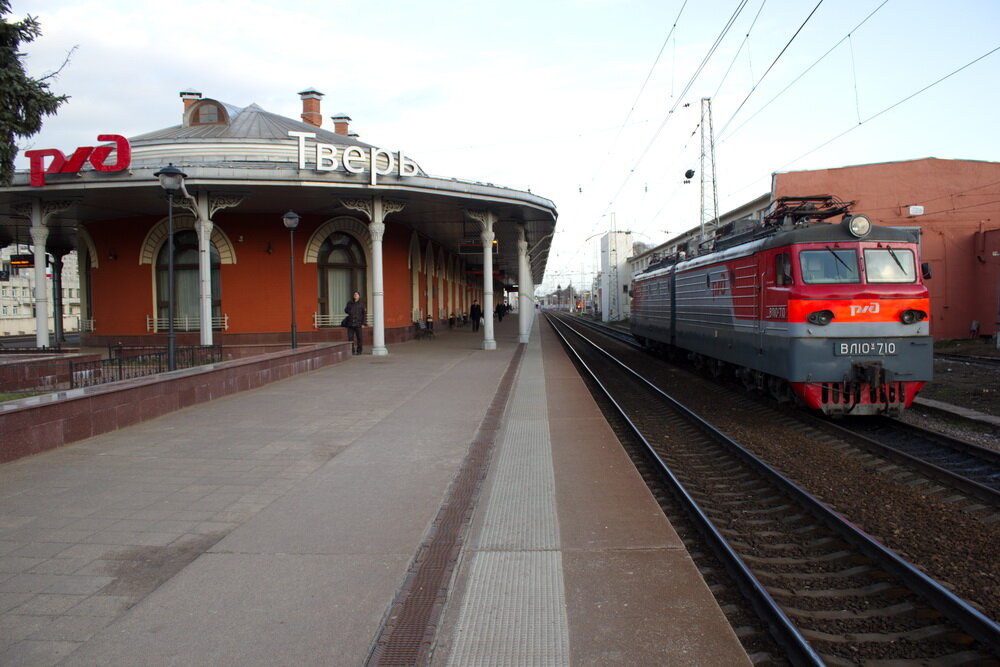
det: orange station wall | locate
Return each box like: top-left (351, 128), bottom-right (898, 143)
top-left (85, 212), bottom-right (481, 340)
top-left (774, 159), bottom-right (1000, 340)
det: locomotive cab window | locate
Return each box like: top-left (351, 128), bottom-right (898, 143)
top-left (775, 252), bottom-right (792, 286)
top-left (799, 249), bottom-right (859, 284)
top-left (864, 248), bottom-right (916, 283)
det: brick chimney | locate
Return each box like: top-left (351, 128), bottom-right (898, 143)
top-left (331, 113), bottom-right (352, 136)
top-left (298, 88), bottom-right (324, 127)
top-left (180, 89), bottom-right (202, 112)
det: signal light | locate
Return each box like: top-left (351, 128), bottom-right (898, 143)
top-left (807, 309), bottom-right (835, 325)
top-left (900, 309), bottom-right (926, 324)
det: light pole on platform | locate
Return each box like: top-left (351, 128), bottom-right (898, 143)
top-left (282, 210), bottom-right (301, 349)
top-left (154, 163), bottom-right (187, 371)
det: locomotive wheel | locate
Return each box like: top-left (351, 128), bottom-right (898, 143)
top-left (707, 359), bottom-right (725, 378)
top-left (767, 376), bottom-right (792, 403)
top-left (737, 368), bottom-right (755, 391)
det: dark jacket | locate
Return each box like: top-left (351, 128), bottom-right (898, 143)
top-left (345, 299), bottom-right (366, 327)
top-left (469, 303), bottom-right (483, 320)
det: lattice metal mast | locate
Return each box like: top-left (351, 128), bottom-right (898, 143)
top-left (699, 97), bottom-right (719, 244)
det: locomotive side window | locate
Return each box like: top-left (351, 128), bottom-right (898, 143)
top-left (864, 248), bottom-right (916, 283)
top-left (775, 252), bottom-right (792, 286)
top-left (799, 249), bottom-right (859, 284)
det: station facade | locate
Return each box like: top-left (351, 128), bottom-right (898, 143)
top-left (0, 90), bottom-right (557, 353)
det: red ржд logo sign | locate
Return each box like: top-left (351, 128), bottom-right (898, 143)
top-left (24, 134), bottom-right (131, 187)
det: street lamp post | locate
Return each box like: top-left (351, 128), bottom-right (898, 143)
top-left (154, 163), bottom-right (187, 371)
top-left (282, 211), bottom-right (300, 349)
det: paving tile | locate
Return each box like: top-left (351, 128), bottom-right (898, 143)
top-left (50, 544), bottom-right (121, 561)
top-left (28, 558), bottom-right (94, 575)
top-left (0, 613), bottom-right (53, 647)
top-left (0, 592), bottom-right (33, 614)
top-left (63, 595), bottom-right (131, 617)
top-left (0, 639), bottom-right (81, 666)
top-left (0, 556), bottom-right (46, 574)
top-left (12, 593), bottom-right (87, 616)
top-left (42, 575), bottom-right (114, 596)
top-left (11, 542), bottom-right (74, 559)
top-left (29, 613), bottom-right (113, 641)
top-left (0, 573), bottom-right (66, 594)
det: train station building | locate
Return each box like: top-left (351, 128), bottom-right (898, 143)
top-left (0, 89), bottom-right (557, 353)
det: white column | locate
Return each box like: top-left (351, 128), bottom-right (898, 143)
top-left (370, 210), bottom-right (388, 356)
top-left (477, 212), bottom-right (497, 350)
top-left (517, 226), bottom-right (533, 343)
top-left (30, 208), bottom-right (50, 348)
top-left (196, 215), bottom-right (214, 345)
top-left (177, 192), bottom-right (242, 346)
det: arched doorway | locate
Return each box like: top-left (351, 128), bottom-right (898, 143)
top-left (156, 230), bottom-right (220, 328)
top-left (318, 232), bottom-right (367, 321)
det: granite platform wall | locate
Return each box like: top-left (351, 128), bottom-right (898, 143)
top-left (1, 343), bottom-right (349, 464)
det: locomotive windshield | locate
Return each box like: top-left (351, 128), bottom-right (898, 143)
top-left (799, 249), bottom-right (860, 284)
top-left (863, 248), bottom-right (917, 283)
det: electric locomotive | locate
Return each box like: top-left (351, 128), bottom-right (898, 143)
top-left (630, 196), bottom-right (932, 415)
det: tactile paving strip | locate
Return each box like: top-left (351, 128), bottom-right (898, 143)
top-left (365, 345), bottom-right (525, 666)
top-left (446, 339), bottom-right (571, 666)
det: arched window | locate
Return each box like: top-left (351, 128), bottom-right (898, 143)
top-left (318, 232), bottom-right (366, 321)
top-left (156, 230), bottom-right (221, 328)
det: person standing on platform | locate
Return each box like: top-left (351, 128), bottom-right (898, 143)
top-left (345, 291), bottom-right (366, 355)
top-left (495, 302), bottom-right (505, 322)
top-left (470, 299), bottom-right (483, 332)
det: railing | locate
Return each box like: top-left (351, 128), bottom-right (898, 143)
top-left (0, 345), bottom-right (71, 354)
top-left (81, 318), bottom-right (96, 332)
top-left (146, 315), bottom-right (229, 332)
top-left (70, 344), bottom-right (223, 388)
top-left (314, 312), bottom-right (373, 327)
top-left (314, 313), bottom-right (340, 328)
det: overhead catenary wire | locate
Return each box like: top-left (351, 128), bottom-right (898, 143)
top-left (717, 0), bottom-right (890, 144)
top-left (714, 0), bottom-right (825, 141)
top-left (590, 0), bottom-right (750, 236)
top-left (776, 43), bottom-right (1000, 171)
top-left (711, 0), bottom-right (768, 102)
top-left (583, 0), bottom-right (689, 193)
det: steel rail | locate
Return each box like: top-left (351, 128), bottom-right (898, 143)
top-left (936, 352), bottom-right (1000, 368)
top-left (546, 314), bottom-right (824, 666)
top-left (548, 312), bottom-right (1000, 657)
top-left (809, 415), bottom-right (1000, 505)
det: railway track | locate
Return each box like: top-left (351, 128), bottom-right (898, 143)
top-left (546, 313), bottom-right (1000, 664)
top-left (569, 315), bottom-right (1000, 505)
top-left (936, 352), bottom-right (1000, 369)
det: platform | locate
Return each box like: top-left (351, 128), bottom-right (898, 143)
top-left (0, 316), bottom-right (748, 665)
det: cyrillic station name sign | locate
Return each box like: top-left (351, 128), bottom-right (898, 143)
top-left (288, 131), bottom-right (418, 186)
top-left (25, 135), bottom-right (131, 187)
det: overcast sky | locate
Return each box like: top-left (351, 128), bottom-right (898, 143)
top-left (12, 0), bottom-right (1000, 292)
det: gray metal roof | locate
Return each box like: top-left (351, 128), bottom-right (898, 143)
top-left (130, 102), bottom-right (373, 148)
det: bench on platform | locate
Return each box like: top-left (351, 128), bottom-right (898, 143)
top-left (414, 320), bottom-right (435, 340)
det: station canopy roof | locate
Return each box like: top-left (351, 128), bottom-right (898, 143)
top-left (0, 95), bottom-right (557, 286)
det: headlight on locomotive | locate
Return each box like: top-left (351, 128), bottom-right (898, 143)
top-left (900, 308), bottom-right (927, 324)
top-left (843, 214), bottom-right (872, 238)
top-left (807, 309), bottom-right (835, 325)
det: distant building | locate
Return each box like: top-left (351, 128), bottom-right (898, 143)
top-left (0, 247), bottom-right (81, 338)
top-left (599, 230), bottom-right (632, 322)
